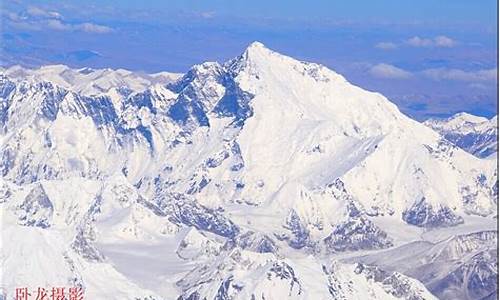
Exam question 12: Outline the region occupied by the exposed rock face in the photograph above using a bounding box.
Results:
[350,231,498,300]
[324,216,393,252]
[16,183,53,228]
[424,113,498,159]
[402,197,464,227]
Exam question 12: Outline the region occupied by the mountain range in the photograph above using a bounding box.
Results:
[1,42,497,300]
[424,113,497,159]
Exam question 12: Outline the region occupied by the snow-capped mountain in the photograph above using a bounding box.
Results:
[424,113,498,159]
[350,230,498,300]
[2,64,181,96]
[1,42,497,300]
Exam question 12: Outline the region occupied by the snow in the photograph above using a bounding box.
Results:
[1,41,497,300]
[3,64,181,96]
[346,230,497,300]
[96,238,195,297]
[424,112,498,158]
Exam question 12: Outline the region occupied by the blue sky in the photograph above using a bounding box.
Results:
[1,0,498,120]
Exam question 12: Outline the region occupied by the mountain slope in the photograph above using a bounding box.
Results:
[349,231,498,300]
[424,113,498,159]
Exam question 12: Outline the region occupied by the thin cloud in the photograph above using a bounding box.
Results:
[6,5,113,34]
[369,64,497,82]
[422,68,497,82]
[26,6,62,19]
[468,83,489,90]
[45,19,112,33]
[406,35,457,48]
[6,11,23,22]
[434,36,456,47]
[375,42,398,50]
[77,23,113,33]
[369,63,413,79]
[406,36,434,47]
[377,35,458,50]
[46,19,72,31]
[198,11,216,19]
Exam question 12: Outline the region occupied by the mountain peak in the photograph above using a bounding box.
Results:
[240,41,274,62]
[246,41,267,50]
[448,112,488,124]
